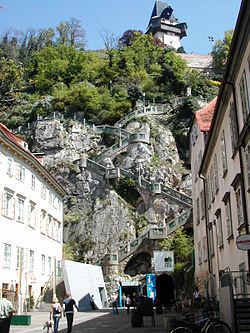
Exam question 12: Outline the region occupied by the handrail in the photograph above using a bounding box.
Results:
[118,209,192,261]
[35,274,53,309]
[86,158,192,208]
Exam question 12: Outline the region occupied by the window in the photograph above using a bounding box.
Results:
[3,244,11,268]
[31,175,36,190]
[245,141,250,188]
[29,250,34,271]
[229,101,238,152]
[202,237,208,262]
[17,196,25,222]
[210,167,215,200]
[42,255,45,274]
[47,215,53,237]
[235,186,244,227]
[216,210,223,248]
[208,224,214,257]
[41,184,46,199]
[221,131,228,175]
[40,210,47,234]
[57,261,62,277]
[224,194,233,238]
[28,202,36,228]
[239,70,250,122]
[16,164,25,182]
[7,157,13,177]
[2,191,15,219]
[213,154,219,193]
[49,190,53,205]
[16,247,26,269]
[48,257,52,275]
[206,175,211,208]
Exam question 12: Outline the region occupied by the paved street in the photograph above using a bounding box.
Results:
[10,308,176,333]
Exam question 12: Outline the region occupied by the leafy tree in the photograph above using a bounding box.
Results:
[119,29,143,47]
[56,18,86,49]
[0,57,24,105]
[211,30,234,79]
[160,227,193,263]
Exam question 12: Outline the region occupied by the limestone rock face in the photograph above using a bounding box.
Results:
[29,114,191,264]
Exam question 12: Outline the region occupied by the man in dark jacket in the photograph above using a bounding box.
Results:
[63,293,79,333]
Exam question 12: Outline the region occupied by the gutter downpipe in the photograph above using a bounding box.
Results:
[198,172,213,308]
[225,80,250,271]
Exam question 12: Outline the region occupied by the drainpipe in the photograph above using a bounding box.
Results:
[198,173,213,308]
[225,81,250,271]
[199,173,212,275]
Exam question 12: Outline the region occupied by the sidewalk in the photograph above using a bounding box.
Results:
[10,310,109,333]
[9,308,178,333]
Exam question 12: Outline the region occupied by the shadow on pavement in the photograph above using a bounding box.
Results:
[59,308,165,333]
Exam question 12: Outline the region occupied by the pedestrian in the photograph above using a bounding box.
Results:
[0,291,14,333]
[63,293,79,333]
[111,293,119,315]
[50,297,62,333]
[193,287,201,308]
[90,295,96,310]
[125,295,131,314]
[122,293,126,308]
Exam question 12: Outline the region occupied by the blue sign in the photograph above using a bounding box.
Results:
[146,274,156,301]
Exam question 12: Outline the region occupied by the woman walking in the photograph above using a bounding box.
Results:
[50,297,62,333]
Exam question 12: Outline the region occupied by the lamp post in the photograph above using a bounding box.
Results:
[142,92,146,106]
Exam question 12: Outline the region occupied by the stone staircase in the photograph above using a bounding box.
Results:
[87,159,192,209]
[118,209,192,262]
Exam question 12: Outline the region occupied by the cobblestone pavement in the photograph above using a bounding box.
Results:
[10,308,176,333]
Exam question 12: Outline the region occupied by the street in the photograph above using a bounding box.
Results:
[10,308,173,333]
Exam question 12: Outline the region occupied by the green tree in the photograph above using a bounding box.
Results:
[211,30,234,78]
[0,57,23,105]
[160,227,193,263]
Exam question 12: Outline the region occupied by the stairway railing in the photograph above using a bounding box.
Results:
[118,209,192,262]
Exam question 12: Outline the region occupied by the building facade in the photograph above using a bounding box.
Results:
[0,123,66,311]
[146,1,187,50]
[190,0,250,327]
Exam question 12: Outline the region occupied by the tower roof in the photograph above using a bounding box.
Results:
[150,1,177,23]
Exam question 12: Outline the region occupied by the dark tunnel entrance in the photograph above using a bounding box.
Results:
[155,273,175,308]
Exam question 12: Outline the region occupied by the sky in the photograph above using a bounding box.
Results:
[0,0,242,54]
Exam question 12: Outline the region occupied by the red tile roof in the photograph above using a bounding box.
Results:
[195,97,217,132]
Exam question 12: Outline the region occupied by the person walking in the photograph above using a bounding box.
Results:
[122,294,126,308]
[0,291,14,333]
[125,295,131,314]
[50,297,62,333]
[111,293,119,315]
[90,295,96,310]
[63,293,79,333]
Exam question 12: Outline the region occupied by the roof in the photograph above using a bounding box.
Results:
[195,98,217,132]
[0,123,67,197]
[149,1,177,23]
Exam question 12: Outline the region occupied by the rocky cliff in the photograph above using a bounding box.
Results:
[27,109,191,265]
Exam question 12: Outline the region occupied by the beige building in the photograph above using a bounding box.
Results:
[190,0,250,329]
[0,123,66,311]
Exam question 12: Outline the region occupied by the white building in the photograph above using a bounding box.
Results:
[190,0,250,329]
[0,123,66,311]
